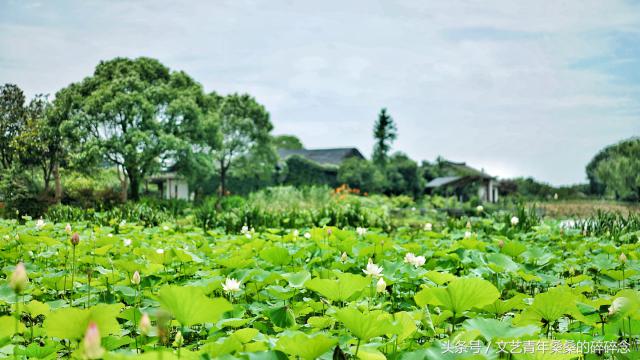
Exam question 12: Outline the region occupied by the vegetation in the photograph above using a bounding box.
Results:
[587,137,640,201]
[372,108,397,167]
[0,201,638,359]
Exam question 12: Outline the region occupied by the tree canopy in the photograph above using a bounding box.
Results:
[372,108,396,167]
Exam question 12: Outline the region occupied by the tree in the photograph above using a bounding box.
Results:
[587,138,640,201]
[0,84,26,170]
[384,153,423,197]
[273,135,304,150]
[205,93,275,198]
[60,57,207,201]
[338,158,385,193]
[372,108,396,167]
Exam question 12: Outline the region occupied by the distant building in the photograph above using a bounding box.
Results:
[277,148,365,166]
[425,160,499,203]
[146,171,191,200]
[277,147,365,187]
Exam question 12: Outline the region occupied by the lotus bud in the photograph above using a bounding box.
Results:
[340,252,348,262]
[71,232,80,246]
[424,223,432,231]
[498,239,505,248]
[620,253,627,264]
[476,205,484,213]
[466,221,471,229]
[172,331,184,347]
[83,322,105,359]
[608,297,629,316]
[131,271,141,285]
[376,277,387,293]
[511,216,519,226]
[569,266,575,276]
[65,223,72,234]
[139,313,152,335]
[327,228,333,236]
[554,193,558,200]
[10,262,29,294]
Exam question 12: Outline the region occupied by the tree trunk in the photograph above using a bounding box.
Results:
[53,162,62,204]
[117,166,128,203]
[128,172,140,201]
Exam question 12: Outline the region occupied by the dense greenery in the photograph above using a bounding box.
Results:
[0,202,638,359]
[587,137,640,201]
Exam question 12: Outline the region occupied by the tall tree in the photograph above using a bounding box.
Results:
[207,93,275,198]
[0,84,26,170]
[273,135,304,150]
[372,108,397,167]
[60,57,206,201]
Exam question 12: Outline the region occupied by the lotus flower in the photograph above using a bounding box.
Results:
[620,253,627,264]
[83,322,105,359]
[363,259,383,278]
[376,277,387,293]
[464,231,471,239]
[304,232,311,239]
[404,253,425,267]
[139,313,152,335]
[35,218,45,230]
[156,248,164,255]
[65,223,72,233]
[71,232,80,246]
[10,262,28,293]
[222,278,242,292]
[131,271,141,285]
[511,216,519,226]
[424,223,433,231]
[340,252,348,263]
[123,238,132,247]
[293,230,299,238]
[608,297,629,315]
[356,227,367,236]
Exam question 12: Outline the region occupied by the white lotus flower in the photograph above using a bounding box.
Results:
[222,278,242,292]
[376,277,387,293]
[65,223,72,233]
[241,225,249,234]
[356,227,367,236]
[245,232,252,239]
[620,253,628,264]
[123,238,132,247]
[156,248,164,254]
[511,216,519,226]
[340,252,348,262]
[107,233,113,238]
[363,259,383,278]
[293,230,299,237]
[35,218,45,230]
[424,223,432,231]
[304,232,311,239]
[464,231,472,239]
[163,225,169,231]
[476,205,484,213]
[404,252,425,267]
[608,297,629,315]
[131,271,141,285]
[554,193,559,200]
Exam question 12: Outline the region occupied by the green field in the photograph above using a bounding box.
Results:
[0,205,638,360]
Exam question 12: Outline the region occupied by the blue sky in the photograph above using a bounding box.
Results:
[1,0,639,185]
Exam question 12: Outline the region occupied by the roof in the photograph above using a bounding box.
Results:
[425,176,462,188]
[278,148,365,166]
[440,160,494,179]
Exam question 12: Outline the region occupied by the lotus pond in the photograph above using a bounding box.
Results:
[0,214,639,359]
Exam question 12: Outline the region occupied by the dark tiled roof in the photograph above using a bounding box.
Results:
[278,148,365,166]
[425,176,462,188]
[440,160,494,179]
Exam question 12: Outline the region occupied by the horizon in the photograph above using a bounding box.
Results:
[2,0,639,186]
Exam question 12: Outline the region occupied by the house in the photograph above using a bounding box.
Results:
[146,171,191,200]
[277,148,365,166]
[276,147,365,186]
[425,160,499,203]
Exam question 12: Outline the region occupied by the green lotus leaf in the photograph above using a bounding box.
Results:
[305,273,369,302]
[334,307,398,342]
[268,306,296,328]
[275,331,337,360]
[157,285,232,326]
[414,277,500,315]
[462,318,539,340]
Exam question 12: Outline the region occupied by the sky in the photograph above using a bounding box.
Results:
[1,0,639,185]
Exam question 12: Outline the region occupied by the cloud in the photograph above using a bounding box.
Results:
[1,0,639,185]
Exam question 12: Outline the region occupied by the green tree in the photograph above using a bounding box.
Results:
[384,153,423,197]
[372,108,396,167]
[60,57,207,201]
[0,83,26,170]
[206,93,275,198]
[337,158,385,193]
[273,135,304,150]
[587,137,640,200]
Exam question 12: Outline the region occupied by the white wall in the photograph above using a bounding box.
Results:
[163,178,190,200]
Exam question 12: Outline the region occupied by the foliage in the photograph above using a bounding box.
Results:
[338,158,385,194]
[282,155,337,188]
[273,134,304,150]
[587,137,640,200]
[372,108,397,167]
[0,205,638,359]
